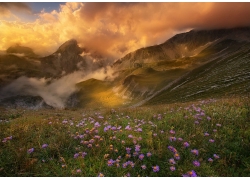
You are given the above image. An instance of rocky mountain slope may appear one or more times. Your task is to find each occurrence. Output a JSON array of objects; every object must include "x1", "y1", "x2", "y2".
[{"x1": 0, "y1": 27, "x2": 250, "y2": 108}]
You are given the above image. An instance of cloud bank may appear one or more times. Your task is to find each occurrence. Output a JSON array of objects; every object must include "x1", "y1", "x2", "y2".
[
  {"x1": 0, "y1": 66, "x2": 116, "y2": 108},
  {"x1": 0, "y1": 2, "x2": 250, "y2": 59}
]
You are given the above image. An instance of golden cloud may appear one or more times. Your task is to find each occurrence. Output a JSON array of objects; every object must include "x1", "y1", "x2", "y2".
[{"x1": 0, "y1": 2, "x2": 250, "y2": 59}]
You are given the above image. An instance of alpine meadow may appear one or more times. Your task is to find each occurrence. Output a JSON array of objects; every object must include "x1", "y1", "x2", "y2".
[{"x1": 0, "y1": 2, "x2": 250, "y2": 177}]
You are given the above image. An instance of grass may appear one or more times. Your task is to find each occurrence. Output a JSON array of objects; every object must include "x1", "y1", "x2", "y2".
[{"x1": 0, "y1": 96, "x2": 249, "y2": 177}]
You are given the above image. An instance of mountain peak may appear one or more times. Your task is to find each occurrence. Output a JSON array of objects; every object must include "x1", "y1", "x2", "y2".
[
  {"x1": 56, "y1": 39, "x2": 83, "y2": 55},
  {"x1": 6, "y1": 44, "x2": 37, "y2": 57}
]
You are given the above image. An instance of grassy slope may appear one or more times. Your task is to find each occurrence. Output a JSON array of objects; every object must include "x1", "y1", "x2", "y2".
[
  {"x1": 146, "y1": 42, "x2": 250, "y2": 105},
  {"x1": 76, "y1": 78, "x2": 126, "y2": 109},
  {"x1": 0, "y1": 97, "x2": 249, "y2": 176}
]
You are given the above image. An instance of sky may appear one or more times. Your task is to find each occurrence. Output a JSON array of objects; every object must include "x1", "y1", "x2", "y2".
[{"x1": 1, "y1": 2, "x2": 250, "y2": 60}]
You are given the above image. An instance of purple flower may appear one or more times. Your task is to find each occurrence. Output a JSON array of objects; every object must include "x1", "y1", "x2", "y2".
[
  {"x1": 183, "y1": 170, "x2": 198, "y2": 177},
  {"x1": 193, "y1": 160, "x2": 200, "y2": 167},
  {"x1": 174, "y1": 153, "x2": 180, "y2": 160},
  {"x1": 204, "y1": 132, "x2": 210, "y2": 136},
  {"x1": 82, "y1": 152, "x2": 87, "y2": 158},
  {"x1": 209, "y1": 139, "x2": 215, "y2": 143},
  {"x1": 137, "y1": 128, "x2": 142, "y2": 132},
  {"x1": 122, "y1": 162, "x2": 128, "y2": 168},
  {"x1": 128, "y1": 134, "x2": 133, "y2": 138},
  {"x1": 183, "y1": 142, "x2": 190, "y2": 148},
  {"x1": 169, "y1": 158, "x2": 176, "y2": 165},
  {"x1": 125, "y1": 125, "x2": 131, "y2": 130},
  {"x1": 139, "y1": 154, "x2": 144, "y2": 160},
  {"x1": 169, "y1": 136, "x2": 176, "y2": 142},
  {"x1": 141, "y1": 165, "x2": 146, "y2": 169},
  {"x1": 195, "y1": 121, "x2": 199, "y2": 124},
  {"x1": 27, "y1": 148, "x2": 34, "y2": 154},
  {"x1": 168, "y1": 146, "x2": 177, "y2": 153},
  {"x1": 169, "y1": 130, "x2": 175, "y2": 134},
  {"x1": 207, "y1": 116, "x2": 211, "y2": 120},
  {"x1": 152, "y1": 165, "x2": 160, "y2": 172},
  {"x1": 153, "y1": 133, "x2": 157, "y2": 137},
  {"x1": 107, "y1": 159, "x2": 115, "y2": 166},
  {"x1": 126, "y1": 147, "x2": 131, "y2": 153},
  {"x1": 42, "y1": 144, "x2": 48, "y2": 149},
  {"x1": 178, "y1": 138, "x2": 183, "y2": 141},
  {"x1": 147, "y1": 152, "x2": 152, "y2": 157},
  {"x1": 216, "y1": 124, "x2": 221, "y2": 127},
  {"x1": 213, "y1": 129, "x2": 217, "y2": 132},
  {"x1": 74, "y1": 153, "x2": 79, "y2": 158},
  {"x1": 170, "y1": 166, "x2": 176, "y2": 171},
  {"x1": 135, "y1": 145, "x2": 141, "y2": 152},
  {"x1": 208, "y1": 158, "x2": 213, "y2": 162},
  {"x1": 213, "y1": 154, "x2": 220, "y2": 159},
  {"x1": 191, "y1": 149, "x2": 199, "y2": 156}
]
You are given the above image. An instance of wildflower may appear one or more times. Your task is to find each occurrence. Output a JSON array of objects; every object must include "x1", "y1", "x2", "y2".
[
  {"x1": 153, "y1": 133, "x2": 157, "y2": 137},
  {"x1": 138, "y1": 137, "x2": 142, "y2": 141},
  {"x1": 98, "y1": 173, "x2": 104, "y2": 177},
  {"x1": 169, "y1": 158, "x2": 176, "y2": 165},
  {"x1": 121, "y1": 140, "x2": 125, "y2": 144},
  {"x1": 139, "y1": 154, "x2": 144, "y2": 160},
  {"x1": 174, "y1": 153, "x2": 180, "y2": 160},
  {"x1": 147, "y1": 152, "x2": 152, "y2": 157},
  {"x1": 141, "y1": 165, "x2": 146, "y2": 169},
  {"x1": 213, "y1": 129, "x2": 217, "y2": 132},
  {"x1": 195, "y1": 121, "x2": 199, "y2": 124},
  {"x1": 160, "y1": 130, "x2": 164, "y2": 134},
  {"x1": 116, "y1": 163, "x2": 120, "y2": 168},
  {"x1": 61, "y1": 164, "x2": 66, "y2": 168},
  {"x1": 183, "y1": 170, "x2": 198, "y2": 177},
  {"x1": 126, "y1": 147, "x2": 131, "y2": 153},
  {"x1": 193, "y1": 160, "x2": 200, "y2": 167},
  {"x1": 191, "y1": 149, "x2": 199, "y2": 156},
  {"x1": 170, "y1": 166, "x2": 176, "y2": 171},
  {"x1": 27, "y1": 148, "x2": 34, "y2": 154},
  {"x1": 107, "y1": 159, "x2": 115, "y2": 166},
  {"x1": 152, "y1": 165, "x2": 160, "y2": 172},
  {"x1": 128, "y1": 134, "x2": 133, "y2": 138},
  {"x1": 42, "y1": 144, "x2": 48, "y2": 149},
  {"x1": 204, "y1": 132, "x2": 210, "y2": 136},
  {"x1": 76, "y1": 169, "x2": 81, "y2": 173},
  {"x1": 133, "y1": 152, "x2": 139, "y2": 157},
  {"x1": 74, "y1": 153, "x2": 79, "y2": 158},
  {"x1": 208, "y1": 158, "x2": 213, "y2": 162},
  {"x1": 104, "y1": 154, "x2": 109, "y2": 159},
  {"x1": 209, "y1": 139, "x2": 215, "y2": 143},
  {"x1": 207, "y1": 116, "x2": 211, "y2": 120},
  {"x1": 135, "y1": 144, "x2": 141, "y2": 152},
  {"x1": 169, "y1": 130, "x2": 175, "y2": 134},
  {"x1": 125, "y1": 173, "x2": 130, "y2": 177},
  {"x1": 213, "y1": 154, "x2": 220, "y2": 159},
  {"x1": 122, "y1": 162, "x2": 128, "y2": 168},
  {"x1": 216, "y1": 124, "x2": 221, "y2": 127},
  {"x1": 82, "y1": 152, "x2": 87, "y2": 158},
  {"x1": 178, "y1": 138, "x2": 183, "y2": 141},
  {"x1": 87, "y1": 144, "x2": 92, "y2": 148},
  {"x1": 125, "y1": 125, "x2": 131, "y2": 130},
  {"x1": 169, "y1": 137, "x2": 176, "y2": 142},
  {"x1": 137, "y1": 128, "x2": 142, "y2": 132},
  {"x1": 183, "y1": 142, "x2": 190, "y2": 148},
  {"x1": 168, "y1": 146, "x2": 177, "y2": 153}
]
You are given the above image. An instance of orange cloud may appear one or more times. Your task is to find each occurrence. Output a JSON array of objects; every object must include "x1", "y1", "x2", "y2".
[{"x1": 0, "y1": 2, "x2": 250, "y2": 59}]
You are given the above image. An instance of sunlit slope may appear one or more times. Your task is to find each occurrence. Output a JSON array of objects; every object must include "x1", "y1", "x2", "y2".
[
  {"x1": 145, "y1": 42, "x2": 250, "y2": 105},
  {"x1": 76, "y1": 78, "x2": 127, "y2": 108}
]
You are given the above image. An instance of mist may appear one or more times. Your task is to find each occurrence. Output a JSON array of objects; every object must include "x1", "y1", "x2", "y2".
[{"x1": 0, "y1": 66, "x2": 116, "y2": 108}]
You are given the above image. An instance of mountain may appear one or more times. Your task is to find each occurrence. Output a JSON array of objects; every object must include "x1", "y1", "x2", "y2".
[
  {"x1": 1, "y1": 27, "x2": 250, "y2": 109},
  {"x1": 111, "y1": 27, "x2": 250, "y2": 105},
  {"x1": 40, "y1": 39, "x2": 87, "y2": 77},
  {"x1": 6, "y1": 44, "x2": 38, "y2": 58}
]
